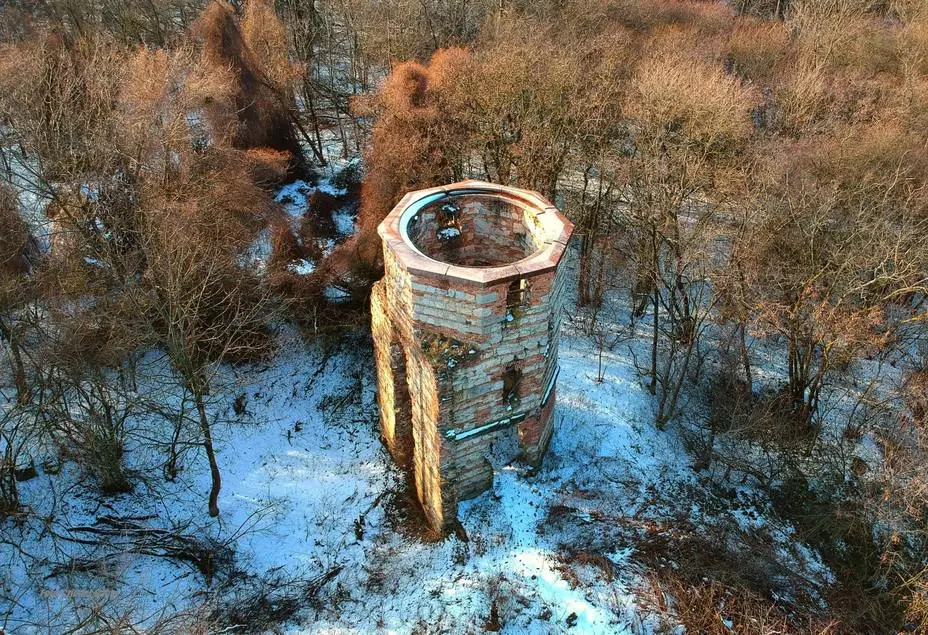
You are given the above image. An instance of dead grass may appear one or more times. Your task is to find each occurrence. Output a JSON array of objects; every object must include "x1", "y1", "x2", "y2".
[{"x1": 645, "y1": 572, "x2": 833, "y2": 634}]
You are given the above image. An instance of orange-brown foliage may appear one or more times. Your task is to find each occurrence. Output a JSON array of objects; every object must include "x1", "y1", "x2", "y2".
[
  {"x1": 351, "y1": 51, "x2": 467, "y2": 270},
  {"x1": 246, "y1": 147, "x2": 292, "y2": 186},
  {"x1": 0, "y1": 32, "x2": 124, "y2": 180},
  {"x1": 591, "y1": 0, "x2": 732, "y2": 34},
  {"x1": 241, "y1": 0, "x2": 296, "y2": 89},
  {"x1": 193, "y1": 1, "x2": 304, "y2": 176},
  {"x1": 728, "y1": 17, "x2": 789, "y2": 80},
  {"x1": 267, "y1": 214, "x2": 302, "y2": 272}
]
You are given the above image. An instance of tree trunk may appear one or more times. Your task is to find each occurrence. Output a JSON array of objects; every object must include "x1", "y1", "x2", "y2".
[
  {"x1": 301, "y1": 82, "x2": 327, "y2": 166},
  {"x1": 649, "y1": 226, "x2": 659, "y2": 395},
  {"x1": 578, "y1": 234, "x2": 592, "y2": 306},
  {"x1": 0, "y1": 318, "x2": 29, "y2": 405},
  {"x1": 0, "y1": 438, "x2": 18, "y2": 512},
  {"x1": 739, "y1": 321, "x2": 752, "y2": 389},
  {"x1": 663, "y1": 332, "x2": 697, "y2": 429},
  {"x1": 165, "y1": 393, "x2": 187, "y2": 481},
  {"x1": 195, "y1": 392, "x2": 221, "y2": 517},
  {"x1": 786, "y1": 328, "x2": 818, "y2": 427}
]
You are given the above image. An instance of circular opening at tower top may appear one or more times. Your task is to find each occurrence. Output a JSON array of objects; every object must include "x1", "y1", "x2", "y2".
[{"x1": 403, "y1": 190, "x2": 547, "y2": 268}]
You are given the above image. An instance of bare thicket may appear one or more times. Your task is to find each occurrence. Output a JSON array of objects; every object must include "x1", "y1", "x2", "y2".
[{"x1": 0, "y1": 5, "x2": 280, "y2": 516}]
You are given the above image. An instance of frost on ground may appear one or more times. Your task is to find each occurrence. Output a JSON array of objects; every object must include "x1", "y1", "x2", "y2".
[{"x1": 3, "y1": 265, "x2": 836, "y2": 633}]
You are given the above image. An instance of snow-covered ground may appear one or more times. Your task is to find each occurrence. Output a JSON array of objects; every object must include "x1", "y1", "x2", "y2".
[
  {"x1": 2, "y1": 254, "x2": 840, "y2": 633},
  {"x1": 1, "y1": 141, "x2": 842, "y2": 632}
]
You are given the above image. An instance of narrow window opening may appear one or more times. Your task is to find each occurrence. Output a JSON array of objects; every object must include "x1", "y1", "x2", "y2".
[
  {"x1": 502, "y1": 365, "x2": 522, "y2": 410},
  {"x1": 505, "y1": 278, "x2": 530, "y2": 325}
]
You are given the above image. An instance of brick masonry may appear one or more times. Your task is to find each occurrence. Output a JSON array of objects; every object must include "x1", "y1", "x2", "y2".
[{"x1": 372, "y1": 179, "x2": 573, "y2": 532}]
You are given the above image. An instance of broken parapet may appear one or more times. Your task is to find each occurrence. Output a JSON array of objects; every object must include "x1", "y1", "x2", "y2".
[{"x1": 371, "y1": 180, "x2": 573, "y2": 531}]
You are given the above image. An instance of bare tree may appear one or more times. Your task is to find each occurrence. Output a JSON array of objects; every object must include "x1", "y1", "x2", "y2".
[
  {"x1": 139, "y1": 210, "x2": 273, "y2": 516},
  {"x1": 0, "y1": 184, "x2": 36, "y2": 405},
  {"x1": 622, "y1": 47, "x2": 754, "y2": 427}
]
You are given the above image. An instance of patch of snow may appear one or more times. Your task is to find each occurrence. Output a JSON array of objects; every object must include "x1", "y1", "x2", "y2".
[
  {"x1": 275, "y1": 179, "x2": 312, "y2": 217},
  {"x1": 82, "y1": 256, "x2": 108, "y2": 268},
  {"x1": 437, "y1": 226, "x2": 462, "y2": 241},
  {"x1": 323, "y1": 285, "x2": 352, "y2": 302},
  {"x1": 286, "y1": 259, "x2": 316, "y2": 276},
  {"x1": 240, "y1": 227, "x2": 272, "y2": 271},
  {"x1": 273, "y1": 177, "x2": 356, "y2": 240},
  {"x1": 332, "y1": 208, "x2": 356, "y2": 236},
  {"x1": 316, "y1": 181, "x2": 347, "y2": 198},
  {"x1": 79, "y1": 183, "x2": 99, "y2": 201}
]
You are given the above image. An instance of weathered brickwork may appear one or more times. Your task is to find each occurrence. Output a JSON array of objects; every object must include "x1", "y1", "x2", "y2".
[{"x1": 372, "y1": 180, "x2": 573, "y2": 531}]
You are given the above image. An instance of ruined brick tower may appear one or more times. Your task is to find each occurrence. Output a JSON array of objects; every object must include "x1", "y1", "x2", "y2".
[{"x1": 371, "y1": 180, "x2": 573, "y2": 531}]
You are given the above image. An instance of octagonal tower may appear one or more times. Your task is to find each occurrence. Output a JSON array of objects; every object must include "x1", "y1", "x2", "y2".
[{"x1": 371, "y1": 180, "x2": 573, "y2": 531}]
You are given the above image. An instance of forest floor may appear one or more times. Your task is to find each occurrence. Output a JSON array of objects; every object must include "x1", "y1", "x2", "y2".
[{"x1": 3, "y1": 171, "x2": 842, "y2": 634}]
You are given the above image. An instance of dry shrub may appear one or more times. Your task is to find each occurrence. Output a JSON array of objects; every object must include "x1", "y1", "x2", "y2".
[
  {"x1": 245, "y1": 147, "x2": 291, "y2": 187},
  {"x1": 861, "y1": 415, "x2": 928, "y2": 632},
  {"x1": 646, "y1": 573, "x2": 819, "y2": 634},
  {"x1": 73, "y1": 418, "x2": 131, "y2": 494},
  {"x1": 179, "y1": 150, "x2": 274, "y2": 248},
  {"x1": 120, "y1": 45, "x2": 276, "y2": 252},
  {"x1": 143, "y1": 208, "x2": 274, "y2": 366},
  {"x1": 241, "y1": 0, "x2": 297, "y2": 90},
  {"x1": 38, "y1": 302, "x2": 147, "y2": 495},
  {"x1": 45, "y1": 300, "x2": 149, "y2": 374},
  {"x1": 772, "y1": 54, "x2": 833, "y2": 134},
  {"x1": 267, "y1": 214, "x2": 302, "y2": 272},
  {"x1": 901, "y1": 369, "x2": 928, "y2": 426},
  {"x1": 340, "y1": 19, "x2": 626, "y2": 286},
  {"x1": 557, "y1": 548, "x2": 615, "y2": 583},
  {"x1": 302, "y1": 235, "x2": 372, "y2": 296},
  {"x1": 906, "y1": 581, "x2": 928, "y2": 633},
  {"x1": 771, "y1": 2, "x2": 928, "y2": 133},
  {"x1": 296, "y1": 222, "x2": 324, "y2": 263},
  {"x1": 193, "y1": 1, "x2": 304, "y2": 175},
  {"x1": 728, "y1": 17, "x2": 790, "y2": 80},
  {"x1": 461, "y1": 23, "x2": 612, "y2": 193},
  {"x1": 119, "y1": 46, "x2": 194, "y2": 181},
  {"x1": 786, "y1": 0, "x2": 868, "y2": 55},
  {"x1": 351, "y1": 50, "x2": 466, "y2": 270},
  {"x1": 0, "y1": 5, "x2": 34, "y2": 43},
  {"x1": 598, "y1": 0, "x2": 734, "y2": 34},
  {"x1": 806, "y1": 122, "x2": 928, "y2": 215},
  {"x1": 889, "y1": 0, "x2": 928, "y2": 21},
  {"x1": 830, "y1": 16, "x2": 902, "y2": 75},
  {"x1": 357, "y1": 61, "x2": 441, "y2": 233},
  {"x1": 704, "y1": 366, "x2": 754, "y2": 433},
  {"x1": 897, "y1": 68, "x2": 928, "y2": 129},
  {"x1": 629, "y1": 511, "x2": 834, "y2": 631},
  {"x1": 774, "y1": 0, "x2": 866, "y2": 133},
  {"x1": 901, "y1": 19, "x2": 928, "y2": 75},
  {"x1": 628, "y1": 48, "x2": 754, "y2": 151}
]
